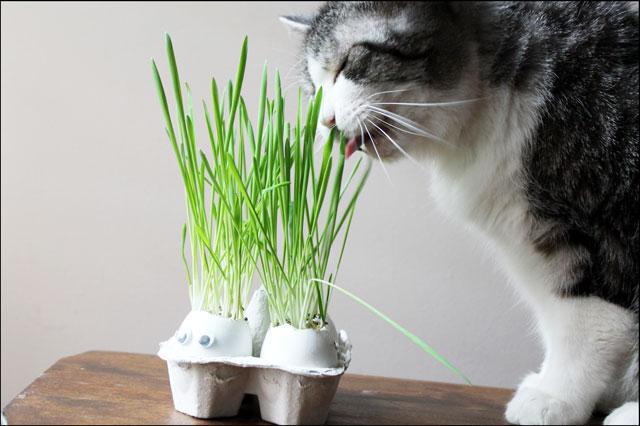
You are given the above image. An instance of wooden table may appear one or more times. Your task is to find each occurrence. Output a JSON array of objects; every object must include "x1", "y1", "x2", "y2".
[{"x1": 3, "y1": 351, "x2": 516, "y2": 425}]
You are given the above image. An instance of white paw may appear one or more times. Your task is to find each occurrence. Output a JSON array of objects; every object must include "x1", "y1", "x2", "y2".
[
  {"x1": 505, "y1": 387, "x2": 587, "y2": 425},
  {"x1": 604, "y1": 402, "x2": 639, "y2": 426}
]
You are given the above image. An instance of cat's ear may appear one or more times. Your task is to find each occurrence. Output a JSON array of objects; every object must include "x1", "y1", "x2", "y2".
[{"x1": 279, "y1": 15, "x2": 313, "y2": 34}]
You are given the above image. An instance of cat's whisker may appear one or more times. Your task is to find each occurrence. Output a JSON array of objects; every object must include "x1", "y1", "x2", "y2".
[
  {"x1": 282, "y1": 57, "x2": 308, "y2": 82},
  {"x1": 366, "y1": 105, "x2": 430, "y2": 133},
  {"x1": 365, "y1": 105, "x2": 450, "y2": 145},
  {"x1": 369, "y1": 114, "x2": 435, "y2": 139},
  {"x1": 363, "y1": 87, "x2": 416, "y2": 101},
  {"x1": 282, "y1": 80, "x2": 305, "y2": 93},
  {"x1": 359, "y1": 119, "x2": 393, "y2": 185},
  {"x1": 366, "y1": 119, "x2": 428, "y2": 172},
  {"x1": 366, "y1": 108, "x2": 439, "y2": 139},
  {"x1": 283, "y1": 78, "x2": 308, "y2": 95},
  {"x1": 370, "y1": 97, "x2": 485, "y2": 108},
  {"x1": 282, "y1": 76, "x2": 306, "y2": 88}
]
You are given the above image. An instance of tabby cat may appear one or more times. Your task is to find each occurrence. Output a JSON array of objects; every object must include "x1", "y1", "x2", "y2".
[{"x1": 282, "y1": 2, "x2": 639, "y2": 424}]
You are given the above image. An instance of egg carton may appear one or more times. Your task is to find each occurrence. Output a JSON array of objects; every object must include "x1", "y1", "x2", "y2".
[
  {"x1": 159, "y1": 289, "x2": 351, "y2": 425},
  {"x1": 160, "y1": 353, "x2": 345, "y2": 425}
]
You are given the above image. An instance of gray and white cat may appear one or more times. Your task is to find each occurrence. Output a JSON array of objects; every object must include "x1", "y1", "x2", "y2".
[{"x1": 281, "y1": 2, "x2": 639, "y2": 425}]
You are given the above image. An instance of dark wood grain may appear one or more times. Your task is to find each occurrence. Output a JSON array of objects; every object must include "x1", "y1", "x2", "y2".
[{"x1": 3, "y1": 351, "x2": 517, "y2": 425}]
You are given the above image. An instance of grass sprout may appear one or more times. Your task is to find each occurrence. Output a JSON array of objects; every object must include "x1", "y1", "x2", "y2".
[
  {"x1": 151, "y1": 34, "x2": 257, "y2": 319},
  {"x1": 230, "y1": 75, "x2": 371, "y2": 329}
]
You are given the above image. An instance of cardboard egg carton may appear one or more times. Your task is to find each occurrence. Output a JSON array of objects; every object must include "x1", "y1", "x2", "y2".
[
  {"x1": 163, "y1": 357, "x2": 343, "y2": 425},
  {"x1": 159, "y1": 291, "x2": 351, "y2": 425}
]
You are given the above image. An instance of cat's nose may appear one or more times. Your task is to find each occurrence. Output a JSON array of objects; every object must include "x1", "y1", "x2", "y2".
[{"x1": 320, "y1": 115, "x2": 336, "y2": 128}]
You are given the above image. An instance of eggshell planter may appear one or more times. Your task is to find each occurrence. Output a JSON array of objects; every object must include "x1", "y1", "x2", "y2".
[
  {"x1": 159, "y1": 301, "x2": 351, "y2": 425},
  {"x1": 260, "y1": 324, "x2": 339, "y2": 369}
]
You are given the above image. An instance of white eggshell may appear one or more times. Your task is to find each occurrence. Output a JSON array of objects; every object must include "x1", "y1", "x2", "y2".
[
  {"x1": 260, "y1": 324, "x2": 339, "y2": 369},
  {"x1": 245, "y1": 287, "x2": 271, "y2": 356},
  {"x1": 165, "y1": 310, "x2": 252, "y2": 359}
]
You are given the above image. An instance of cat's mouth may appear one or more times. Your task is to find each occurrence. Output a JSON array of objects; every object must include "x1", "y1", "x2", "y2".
[{"x1": 345, "y1": 123, "x2": 390, "y2": 159}]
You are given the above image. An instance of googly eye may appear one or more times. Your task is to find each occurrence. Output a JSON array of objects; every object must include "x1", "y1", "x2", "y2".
[
  {"x1": 198, "y1": 334, "x2": 215, "y2": 348},
  {"x1": 176, "y1": 329, "x2": 191, "y2": 345}
]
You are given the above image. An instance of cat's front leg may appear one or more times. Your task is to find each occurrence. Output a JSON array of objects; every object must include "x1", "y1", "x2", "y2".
[{"x1": 505, "y1": 297, "x2": 636, "y2": 425}]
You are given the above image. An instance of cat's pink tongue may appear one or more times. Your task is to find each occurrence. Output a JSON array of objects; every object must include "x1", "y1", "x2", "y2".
[{"x1": 346, "y1": 137, "x2": 359, "y2": 159}]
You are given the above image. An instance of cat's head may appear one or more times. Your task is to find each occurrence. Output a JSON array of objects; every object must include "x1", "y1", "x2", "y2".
[{"x1": 281, "y1": 2, "x2": 482, "y2": 160}]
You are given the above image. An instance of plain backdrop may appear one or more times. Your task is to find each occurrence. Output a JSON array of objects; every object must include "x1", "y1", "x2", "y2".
[{"x1": 0, "y1": 1, "x2": 542, "y2": 408}]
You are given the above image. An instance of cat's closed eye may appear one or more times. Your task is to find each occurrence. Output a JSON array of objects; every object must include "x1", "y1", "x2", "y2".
[
  {"x1": 328, "y1": 42, "x2": 409, "y2": 85},
  {"x1": 334, "y1": 57, "x2": 348, "y2": 82},
  {"x1": 357, "y1": 42, "x2": 427, "y2": 61}
]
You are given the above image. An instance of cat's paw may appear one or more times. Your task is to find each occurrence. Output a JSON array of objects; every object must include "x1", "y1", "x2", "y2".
[
  {"x1": 505, "y1": 387, "x2": 588, "y2": 425},
  {"x1": 604, "y1": 402, "x2": 639, "y2": 426}
]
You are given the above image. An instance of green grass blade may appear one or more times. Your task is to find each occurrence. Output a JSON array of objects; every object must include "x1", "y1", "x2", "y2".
[{"x1": 310, "y1": 279, "x2": 472, "y2": 385}]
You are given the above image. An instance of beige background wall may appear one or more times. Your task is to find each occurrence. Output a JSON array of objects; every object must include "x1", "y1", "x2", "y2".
[{"x1": 1, "y1": 2, "x2": 541, "y2": 408}]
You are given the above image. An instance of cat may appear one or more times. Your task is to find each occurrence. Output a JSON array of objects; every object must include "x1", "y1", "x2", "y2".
[{"x1": 281, "y1": 2, "x2": 639, "y2": 425}]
